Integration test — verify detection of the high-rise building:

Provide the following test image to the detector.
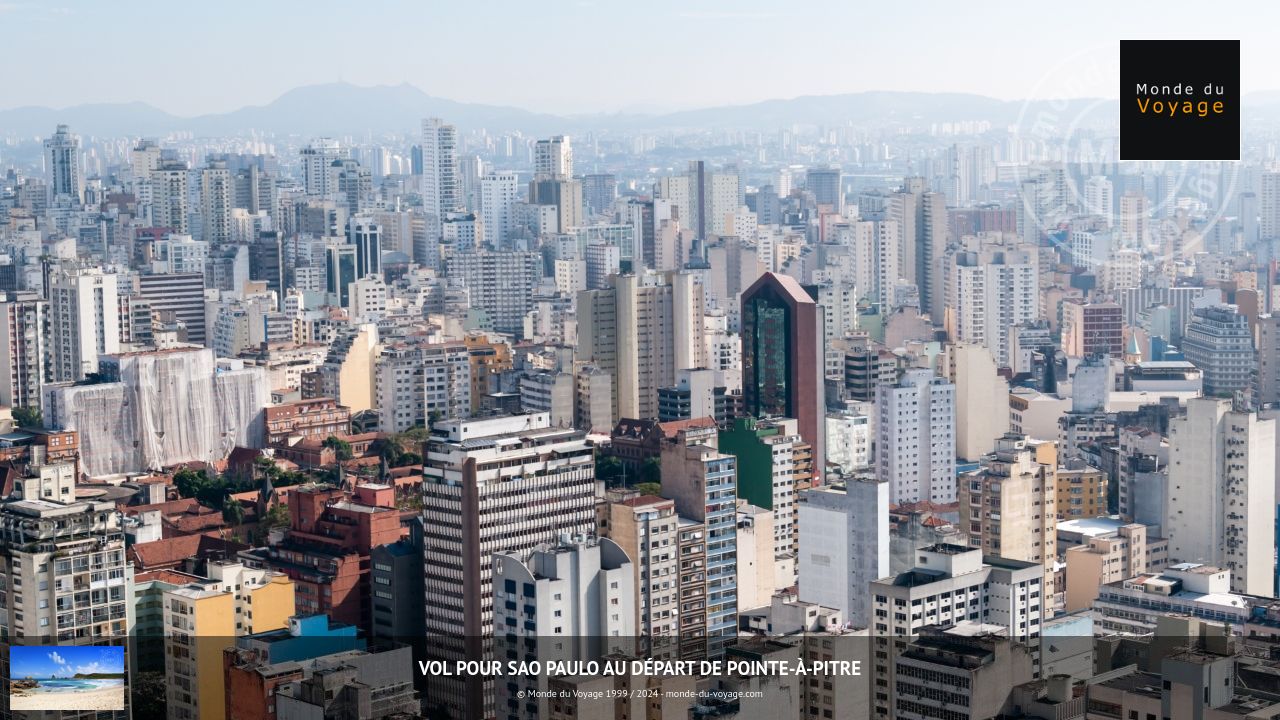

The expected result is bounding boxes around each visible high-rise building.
[1164,397,1276,595]
[942,342,1011,462]
[877,368,957,504]
[161,562,295,720]
[740,272,825,473]
[0,460,132,719]
[0,291,48,410]
[347,217,382,279]
[479,171,519,248]
[445,251,542,335]
[1084,175,1114,225]
[48,266,120,382]
[797,475,888,628]
[1261,171,1280,241]
[578,271,706,420]
[658,424,738,653]
[534,135,573,179]
[420,413,596,718]
[719,417,809,569]
[1182,304,1255,398]
[888,180,947,320]
[492,537,634,720]
[44,123,83,203]
[421,118,459,248]
[805,166,842,212]
[325,244,358,308]
[581,173,617,216]
[135,271,207,345]
[869,545,1044,718]
[958,434,1058,595]
[944,233,1038,368]
[201,160,233,244]
[1063,522,1166,612]
[375,340,471,432]
[299,137,344,196]
[597,491,682,643]
[1061,299,1124,358]
[1256,314,1280,408]
[151,159,191,233]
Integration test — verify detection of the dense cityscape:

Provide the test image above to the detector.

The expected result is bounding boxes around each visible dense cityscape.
[4,23,1280,719]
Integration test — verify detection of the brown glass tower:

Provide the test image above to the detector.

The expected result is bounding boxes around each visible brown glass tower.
[740,272,825,476]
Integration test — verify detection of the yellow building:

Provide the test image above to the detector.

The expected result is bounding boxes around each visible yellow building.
[1056,464,1108,519]
[162,561,295,720]
[959,434,1058,597]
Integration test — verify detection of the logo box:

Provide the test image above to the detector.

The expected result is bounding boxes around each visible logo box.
[1120,39,1240,161]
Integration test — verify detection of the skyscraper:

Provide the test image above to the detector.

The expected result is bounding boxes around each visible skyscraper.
[876,368,957,503]
[48,266,120,382]
[421,118,459,253]
[44,124,83,203]
[347,217,382,279]
[1182,304,1255,398]
[578,271,706,420]
[739,272,825,474]
[421,413,596,718]
[888,179,948,321]
[805,166,842,212]
[200,160,233,244]
[0,291,48,410]
[1164,398,1276,595]
[797,474,888,628]
[533,135,573,179]
[478,171,518,248]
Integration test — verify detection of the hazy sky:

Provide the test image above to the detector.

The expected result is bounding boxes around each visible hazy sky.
[0,0,1271,115]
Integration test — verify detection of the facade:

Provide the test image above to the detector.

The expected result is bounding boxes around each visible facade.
[826,410,872,472]
[1164,397,1275,595]
[1181,304,1254,398]
[797,475,889,628]
[0,464,133,720]
[942,342,1011,462]
[264,397,351,446]
[420,413,597,717]
[876,368,957,504]
[958,434,1058,595]
[945,234,1037,367]
[492,537,634,720]
[375,340,471,432]
[659,424,739,653]
[0,291,49,410]
[1061,299,1124,358]
[1063,522,1167,612]
[740,272,825,473]
[446,251,542,335]
[719,417,806,563]
[44,124,83,203]
[162,562,295,720]
[578,271,706,421]
[49,266,120,382]
[869,545,1045,717]
[135,271,208,345]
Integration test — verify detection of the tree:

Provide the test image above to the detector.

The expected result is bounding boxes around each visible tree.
[129,671,167,718]
[263,502,290,528]
[322,435,354,461]
[221,498,246,526]
[595,454,624,486]
[639,457,662,485]
[633,482,662,497]
[12,406,41,429]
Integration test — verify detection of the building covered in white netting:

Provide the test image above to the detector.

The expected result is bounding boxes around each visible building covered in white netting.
[42,347,268,478]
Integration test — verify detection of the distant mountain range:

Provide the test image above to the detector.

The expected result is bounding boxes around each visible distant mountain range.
[4,82,1280,138]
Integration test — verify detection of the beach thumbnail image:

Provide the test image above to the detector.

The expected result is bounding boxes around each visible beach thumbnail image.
[9,645,125,711]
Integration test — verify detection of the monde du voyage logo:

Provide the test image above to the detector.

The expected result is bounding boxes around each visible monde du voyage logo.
[1120,40,1240,161]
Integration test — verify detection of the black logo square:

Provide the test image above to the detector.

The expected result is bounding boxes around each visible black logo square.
[1120,39,1240,161]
